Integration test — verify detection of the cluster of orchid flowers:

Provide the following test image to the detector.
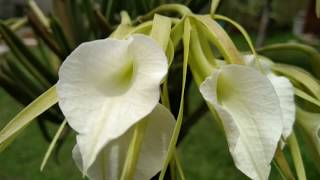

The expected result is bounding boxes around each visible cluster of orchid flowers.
[1,3,320,180]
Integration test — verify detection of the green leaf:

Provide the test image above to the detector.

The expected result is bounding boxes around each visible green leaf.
[52,0,76,47]
[159,17,190,180]
[287,132,307,180]
[0,85,58,152]
[295,88,320,108]
[272,64,320,100]
[0,21,56,85]
[82,0,99,38]
[213,14,256,57]
[257,43,320,79]
[316,0,320,18]
[50,16,72,57]
[101,0,115,21]
[166,39,174,67]
[192,15,243,65]
[120,119,148,180]
[93,7,113,36]
[27,10,64,59]
[40,120,67,171]
[137,4,191,22]
[28,0,50,28]
[296,107,320,171]
[274,146,296,180]
[170,18,184,49]
[150,14,172,51]
[189,23,215,79]
[210,0,221,15]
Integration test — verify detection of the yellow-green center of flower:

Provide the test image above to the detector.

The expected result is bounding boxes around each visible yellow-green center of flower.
[98,57,136,96]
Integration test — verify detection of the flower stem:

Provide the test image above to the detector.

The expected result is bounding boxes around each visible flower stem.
[159,18,191,180]
[120,120,148,180]
[137,4,192,23]
[288,132,307,180]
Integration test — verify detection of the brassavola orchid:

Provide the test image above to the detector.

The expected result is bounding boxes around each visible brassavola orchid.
[57,35,175,180]
[2,2,319,180]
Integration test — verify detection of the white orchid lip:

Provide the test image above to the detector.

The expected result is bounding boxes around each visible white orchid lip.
[56,34,168,175]
[72,104,176,180]
[200,64,283,180]
[243,54,296,140]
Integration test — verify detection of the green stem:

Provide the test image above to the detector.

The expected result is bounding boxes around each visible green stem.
[257,43,320,78]
[159,18,191,180]
[213,14,256,56]
[40,120,67,171]
[10,17,27,31]
[274,146,296,180]
[120,120,148,180]
[191,15,243,65]
[28,0,49,28]
[120,11,132,25]
[175,151,186,180]
[288,132,307,180]
[190,23,216,78]
[210,0,221,16]
[137,4,192,23]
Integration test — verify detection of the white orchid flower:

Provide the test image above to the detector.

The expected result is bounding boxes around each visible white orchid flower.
[243,54,295,139]
[199,64,284,180]
[56,34,175,180]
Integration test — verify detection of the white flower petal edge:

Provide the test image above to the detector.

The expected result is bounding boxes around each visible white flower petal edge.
[243,55,295,139]
[199,64,283,180]
[72,104,176,180]
[56,34,168,174]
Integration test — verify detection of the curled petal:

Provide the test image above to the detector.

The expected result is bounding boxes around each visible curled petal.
[200,64,283,180]
[72,104,175,180]
[243,54,296,139]
[57,34,168,173]
[267,74,295,139]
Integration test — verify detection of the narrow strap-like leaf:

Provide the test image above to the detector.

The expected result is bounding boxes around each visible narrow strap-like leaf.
[159,17,190,180]
[213,14,256,56]
[272,64,320,100]
[0,21,56,85]
[288,132,307,180]
[150,14,172,51]
[192,15,243,65]
[274,146,296,180]
[295,88,320,108]
[40,120,67,171]
[27,10,64,59]
[137,4,191,22]
[120,119,148,180]
[316,0,320,18]
[210,0,221,16]
[0,85,58,152]
[50,16,73,57]
[93,7,113,35]
[257,43,320,78]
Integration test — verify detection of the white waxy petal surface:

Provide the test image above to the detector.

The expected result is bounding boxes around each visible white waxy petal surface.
[200,64,283,180]
[57,35,168,174]
[72,104,175,180]
[243,55,295,139]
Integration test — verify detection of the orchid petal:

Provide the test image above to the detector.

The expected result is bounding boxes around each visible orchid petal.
[243,55,295,139]
[72,104,175,180]
[268,74,295,139]
[57,34,168,173]
[200,64,283,180]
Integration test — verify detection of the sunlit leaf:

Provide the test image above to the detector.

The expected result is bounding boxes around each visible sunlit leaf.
[0,85,58,152]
